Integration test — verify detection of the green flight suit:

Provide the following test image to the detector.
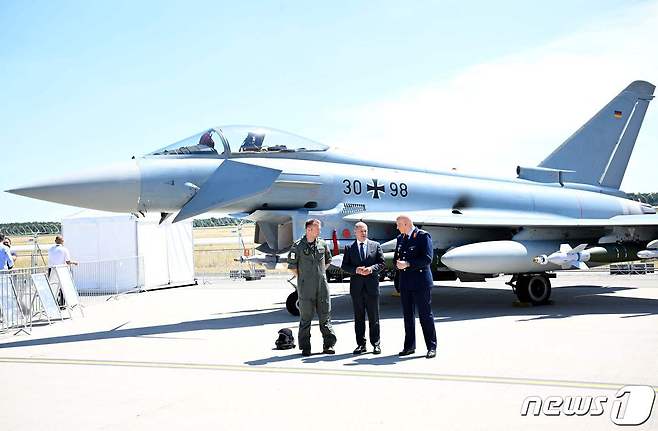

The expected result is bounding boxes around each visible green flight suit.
[288,235,337,351]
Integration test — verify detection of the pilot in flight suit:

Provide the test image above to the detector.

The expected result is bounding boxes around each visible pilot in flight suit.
[287,219,337,356]
[394,216,437,358]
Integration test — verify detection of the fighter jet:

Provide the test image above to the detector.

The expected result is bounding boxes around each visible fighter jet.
[7,80,658,313]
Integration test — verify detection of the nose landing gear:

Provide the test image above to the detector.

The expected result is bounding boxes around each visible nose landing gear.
[285,277,300,316]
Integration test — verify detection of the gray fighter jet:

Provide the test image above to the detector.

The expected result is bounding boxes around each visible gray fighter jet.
[8,81,658,312]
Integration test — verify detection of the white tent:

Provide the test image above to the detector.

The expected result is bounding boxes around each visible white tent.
[62,210,194,293]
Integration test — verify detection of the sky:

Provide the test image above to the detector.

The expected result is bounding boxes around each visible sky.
[1,0,657,223]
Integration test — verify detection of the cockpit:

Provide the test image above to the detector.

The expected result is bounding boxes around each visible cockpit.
[147,126,329,157]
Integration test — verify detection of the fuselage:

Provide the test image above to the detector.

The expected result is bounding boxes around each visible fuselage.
[135,153,646,220]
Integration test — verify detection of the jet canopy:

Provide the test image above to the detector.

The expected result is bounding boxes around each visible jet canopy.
[147,126,329,157]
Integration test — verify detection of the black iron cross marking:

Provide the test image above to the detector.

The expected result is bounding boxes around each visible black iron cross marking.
[367,179,385,199]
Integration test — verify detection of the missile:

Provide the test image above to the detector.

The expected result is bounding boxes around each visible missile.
[329,254,343,268]
[637,239,658,259]
[441,240,645,274]
[533,244,606,270]
[637,250,658,259]
[380,239,397,253]
[441,240,564,274]
[235,254,281,269]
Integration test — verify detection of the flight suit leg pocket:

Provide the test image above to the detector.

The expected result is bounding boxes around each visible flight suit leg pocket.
[299,298,315,321]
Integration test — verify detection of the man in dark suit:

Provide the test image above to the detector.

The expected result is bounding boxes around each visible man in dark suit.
[341,222,385,355]
[394,215,437,359]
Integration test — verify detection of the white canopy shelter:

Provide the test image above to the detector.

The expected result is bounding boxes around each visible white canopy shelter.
[62,210,194,293]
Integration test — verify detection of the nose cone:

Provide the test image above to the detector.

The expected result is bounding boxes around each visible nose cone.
[7,160,141,212]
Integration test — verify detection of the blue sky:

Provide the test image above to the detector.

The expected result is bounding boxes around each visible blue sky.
[1,0,656,222]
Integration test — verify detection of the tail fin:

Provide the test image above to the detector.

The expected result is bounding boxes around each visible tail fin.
[539,80,655,190]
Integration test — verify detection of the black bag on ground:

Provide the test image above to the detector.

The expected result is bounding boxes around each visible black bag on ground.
[275,328,295,350]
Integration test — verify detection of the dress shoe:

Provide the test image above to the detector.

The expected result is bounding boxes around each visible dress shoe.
[426,349,436,359]
[372,345,381,355]
[323,346,335,354]
[302,350,311,357]
[398,348,415,357]
[353,345,367,355]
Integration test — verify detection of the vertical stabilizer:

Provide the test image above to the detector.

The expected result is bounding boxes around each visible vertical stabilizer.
[539,81,655,189]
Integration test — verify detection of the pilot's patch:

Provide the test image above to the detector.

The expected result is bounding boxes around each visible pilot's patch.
[290,251,296,259]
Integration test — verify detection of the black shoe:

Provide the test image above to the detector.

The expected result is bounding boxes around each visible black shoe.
[353,345,367,355]
[323,346,335,354]
[372,345,381,355]
[302,350,311,357]
[426,349,436,359]
[398,348,415,357]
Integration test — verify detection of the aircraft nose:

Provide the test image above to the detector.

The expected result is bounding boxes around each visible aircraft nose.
[6,160,141,212]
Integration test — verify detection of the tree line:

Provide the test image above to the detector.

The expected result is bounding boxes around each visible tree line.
[1,217,252,235]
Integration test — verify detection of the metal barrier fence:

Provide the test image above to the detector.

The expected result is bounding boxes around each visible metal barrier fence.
[1,267,43,334]
[1,257,146,335]
[71,256,145,297]
[609,262,655,275]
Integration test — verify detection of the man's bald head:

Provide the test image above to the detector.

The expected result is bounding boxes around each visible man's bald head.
[396,215,413,234]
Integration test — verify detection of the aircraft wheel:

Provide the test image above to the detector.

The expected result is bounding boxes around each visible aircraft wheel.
[286,291,300,316]
[527,275,551,305]
[515,276,531,303]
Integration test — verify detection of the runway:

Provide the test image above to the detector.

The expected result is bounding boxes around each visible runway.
[1,272,657,430]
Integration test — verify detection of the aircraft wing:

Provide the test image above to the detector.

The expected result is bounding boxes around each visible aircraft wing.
[344,210,658,228]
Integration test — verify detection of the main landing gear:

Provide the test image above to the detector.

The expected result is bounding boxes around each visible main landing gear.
[508,273,554,305]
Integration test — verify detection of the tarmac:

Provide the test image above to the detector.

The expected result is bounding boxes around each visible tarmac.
[1,272,657,430]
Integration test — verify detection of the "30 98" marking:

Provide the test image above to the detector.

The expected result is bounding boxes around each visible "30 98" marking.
[342,179,408,199]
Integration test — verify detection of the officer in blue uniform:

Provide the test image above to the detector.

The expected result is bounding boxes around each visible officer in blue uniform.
[394,215,437,358]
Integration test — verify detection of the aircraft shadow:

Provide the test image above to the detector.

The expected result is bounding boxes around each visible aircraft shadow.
[330,283,658,324]
[1,283,656,351]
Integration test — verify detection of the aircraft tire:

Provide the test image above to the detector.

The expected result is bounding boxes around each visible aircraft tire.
[527,274,551,305]
[286,291,300,316]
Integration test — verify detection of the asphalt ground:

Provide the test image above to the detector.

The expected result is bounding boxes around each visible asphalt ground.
[1,272,657,430]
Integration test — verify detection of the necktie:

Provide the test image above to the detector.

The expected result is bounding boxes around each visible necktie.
[359,242,365,261]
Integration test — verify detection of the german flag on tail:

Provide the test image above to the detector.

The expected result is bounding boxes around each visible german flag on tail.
[614,110,623,118]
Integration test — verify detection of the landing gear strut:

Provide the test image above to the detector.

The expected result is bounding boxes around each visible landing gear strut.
[510,273,553,305]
